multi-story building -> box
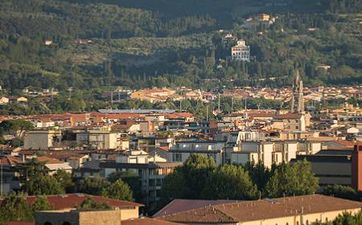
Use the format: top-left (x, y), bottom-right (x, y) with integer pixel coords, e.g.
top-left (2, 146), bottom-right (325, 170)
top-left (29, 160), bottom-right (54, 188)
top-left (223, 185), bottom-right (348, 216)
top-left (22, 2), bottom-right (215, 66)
top-left (231, 39), bottom-right (250, 62)
top-left (24, 130), bottom-right (62, 150)
top-left (168, 140), bottom-right (226, 165)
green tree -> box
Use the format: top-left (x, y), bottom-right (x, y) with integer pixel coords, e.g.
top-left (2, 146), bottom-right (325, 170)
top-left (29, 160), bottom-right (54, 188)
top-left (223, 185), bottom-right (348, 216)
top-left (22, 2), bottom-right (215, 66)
top-left (107, 171), bottom-right (141, 201)
top-left (26, 175), bottom-right (65, 195)
top-left (78, 197), bottom-right (111, 210)
top-left (161, 154), bottom-right (216, 202)
top-left (19, 159), bottom-right (64, 195)
top-left (266, 160), bottom-right (319, 198)
top-left (244, 162), bottom-right (273, 196)
top-left (333, 211), bottom-right (362, 225)
top-left (0, 119), bottom-right (34, 137)
top-left (77, 177), bottom-right (110, 195)
top-left (322, 185), bottom-right (360, 201)
top-left (101, 179), bottom-right (133, 201)
top-left (0, 192), bottom-right (33, 222)
top-left (181, 154), bottom-right (216, 198)
top-left (32, 196), bottom-right (52, 212)
top-left (54, 169), bottom-right (75, 193)
top-left (202, 164), bottom-right (258, 200)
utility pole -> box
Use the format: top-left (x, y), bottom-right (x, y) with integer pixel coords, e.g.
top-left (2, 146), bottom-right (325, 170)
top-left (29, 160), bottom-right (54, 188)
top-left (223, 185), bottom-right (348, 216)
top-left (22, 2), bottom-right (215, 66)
top-left (111, 91), bottom-right (114, 107)
top-left (218, 93), bottom-right (221, 113)
top-left (231, 96), bottom-right (234, 113)
top-left (68, 87), bottom-right (73, 100)
top-left (206, 104), bottom-right (209, 122)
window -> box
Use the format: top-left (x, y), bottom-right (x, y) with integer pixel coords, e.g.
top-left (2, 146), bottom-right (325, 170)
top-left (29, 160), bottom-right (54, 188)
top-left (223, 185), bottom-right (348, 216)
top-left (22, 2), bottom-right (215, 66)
top-left (306, 220), bottom-right (309, 225)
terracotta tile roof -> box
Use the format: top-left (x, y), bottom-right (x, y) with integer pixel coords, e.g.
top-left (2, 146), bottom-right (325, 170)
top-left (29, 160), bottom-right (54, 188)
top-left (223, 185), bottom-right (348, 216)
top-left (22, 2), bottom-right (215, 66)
top-left (123, 218), bottom-right (182, 225)
top-left (22, 194), bottom-right (143, 210)
top-left (0, 156), bottom-right (22, 166)
top-left (160, 195), bottom-right (362, 224)
top-left (5, 221), bottom-right (34, 225)
top-left (154, 199), bottom-right (239, 217)
top-left (274, 113), bottom-right (302, 120)
top-left (36, 156), bottom-right (64, 164)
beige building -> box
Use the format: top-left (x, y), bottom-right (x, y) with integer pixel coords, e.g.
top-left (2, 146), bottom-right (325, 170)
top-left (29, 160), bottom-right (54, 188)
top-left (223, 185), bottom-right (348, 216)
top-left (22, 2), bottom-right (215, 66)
top-left (24, 130), bottom-right (62, 150)
top-left (88, 128), bottom-right (128, 150)
top-left (230, 140), bottom-right (321, 168)
top-left (272, 113), bottom-right (310, 132)
top-left (0, 96), bottom-right (9, 105)
top-left (157, 195), bottom-right (362, 225)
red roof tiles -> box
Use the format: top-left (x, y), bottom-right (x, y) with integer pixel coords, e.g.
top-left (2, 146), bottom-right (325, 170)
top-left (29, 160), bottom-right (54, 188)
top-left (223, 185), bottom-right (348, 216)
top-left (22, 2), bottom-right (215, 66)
top-left (159, 195), bottom-right (362, 224)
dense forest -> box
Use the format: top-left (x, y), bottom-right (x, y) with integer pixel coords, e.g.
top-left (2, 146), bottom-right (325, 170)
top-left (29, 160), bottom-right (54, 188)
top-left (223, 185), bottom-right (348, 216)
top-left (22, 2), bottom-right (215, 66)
top-left (0, 0), bottom-right (361, 96)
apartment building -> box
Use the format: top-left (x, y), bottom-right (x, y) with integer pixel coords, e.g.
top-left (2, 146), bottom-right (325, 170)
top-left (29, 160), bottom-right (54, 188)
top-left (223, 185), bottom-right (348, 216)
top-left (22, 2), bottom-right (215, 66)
top-left (168, 140), bottom-right (226, 165)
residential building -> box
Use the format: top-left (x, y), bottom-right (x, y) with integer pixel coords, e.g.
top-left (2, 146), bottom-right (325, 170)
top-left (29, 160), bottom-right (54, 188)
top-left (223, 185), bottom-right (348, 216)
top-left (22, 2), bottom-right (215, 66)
top-left (231, 39), bottom-right (250, 62)
top-left (99, 161), bottom-right (181, 211)
top-left (169, 140), bottom-right (226, 165)
top-left (0, 156), bottom-right (22, 194)
top-left (88, 128), bottom-right (127, 150)
top-left (24, 130), bottom-right (62, 150)
top-left (0, 96), bottom-right (9, 105)
top-left (35, 156), bottom-right (73, 175)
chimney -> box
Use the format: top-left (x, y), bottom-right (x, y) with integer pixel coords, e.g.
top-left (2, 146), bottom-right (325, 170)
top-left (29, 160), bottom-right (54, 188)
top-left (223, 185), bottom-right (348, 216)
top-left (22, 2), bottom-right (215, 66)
top-left (351, 144), bottom-right (362, 191)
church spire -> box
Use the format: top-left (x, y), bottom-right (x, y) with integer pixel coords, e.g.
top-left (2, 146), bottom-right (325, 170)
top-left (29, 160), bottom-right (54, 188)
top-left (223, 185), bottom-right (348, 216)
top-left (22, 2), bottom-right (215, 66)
top-left (290, 70), bottom-right (304, 113)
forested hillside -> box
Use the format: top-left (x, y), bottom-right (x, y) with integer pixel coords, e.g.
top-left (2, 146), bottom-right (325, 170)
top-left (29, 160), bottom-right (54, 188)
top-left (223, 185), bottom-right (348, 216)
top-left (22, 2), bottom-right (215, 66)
top-left (0, 0), bottom-right (361, 95)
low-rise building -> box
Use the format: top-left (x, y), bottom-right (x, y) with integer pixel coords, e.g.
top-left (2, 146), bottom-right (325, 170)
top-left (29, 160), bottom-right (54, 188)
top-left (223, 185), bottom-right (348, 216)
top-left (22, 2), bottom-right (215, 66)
top-left (156, 195), bottom-right (361, 225)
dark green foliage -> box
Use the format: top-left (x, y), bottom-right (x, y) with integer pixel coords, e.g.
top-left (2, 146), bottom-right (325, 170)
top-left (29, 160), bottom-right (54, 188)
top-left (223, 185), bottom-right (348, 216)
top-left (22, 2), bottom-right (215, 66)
top-left (322, 185), bottom-right (360, 201)
top-left (0, 0), bottom-right (361, 104)
top-left (101, 179), bottom-right (133, 201)
top-left (161, 154), bottom-right (216, 202)
top-left (26, 175), bottom-right (65, 195)
top-left (32, 196), bottom-right (53, 212)
top-left (0, 193), bottom-right (33, 222)
top-left (107, 171), bottom-right (142, 201)
top-left (161, 155), bottom-right (320, 206)
top-left (0, 120), bottom-right (34, 136)
top-left (77, 176), bottom-right (134, 201)
top-left (244, 162), bottom-right (273, 196)
top-left (77, 177), bottom-right (111, 195)
top-left (202, 164), bottom-right (258, 200)
top-left (78, 197), bottom-right (111, 210)
top-left (265, 160), bottom-right (319, 197)
top-left (312, 211), bottom-right (362, 225)
top-left (19, 159), bottom-right (65, 195)
top-left (53, 169), bottom-right (75, 193)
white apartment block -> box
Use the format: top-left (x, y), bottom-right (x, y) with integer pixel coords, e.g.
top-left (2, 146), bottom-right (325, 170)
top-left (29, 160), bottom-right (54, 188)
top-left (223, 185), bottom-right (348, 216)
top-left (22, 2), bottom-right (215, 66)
top-left (231, 39), bottom-right (250, 62)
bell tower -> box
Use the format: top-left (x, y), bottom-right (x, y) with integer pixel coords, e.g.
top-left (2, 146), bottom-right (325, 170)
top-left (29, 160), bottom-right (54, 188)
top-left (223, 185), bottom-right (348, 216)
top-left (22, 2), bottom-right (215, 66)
top-left (290, 70), bottom-right (304, 113)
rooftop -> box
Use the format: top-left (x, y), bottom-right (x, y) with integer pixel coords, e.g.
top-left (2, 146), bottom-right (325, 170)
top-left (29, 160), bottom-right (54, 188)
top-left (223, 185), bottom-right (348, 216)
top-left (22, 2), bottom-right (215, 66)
top-left (159, 195), bottom-right (361, 224)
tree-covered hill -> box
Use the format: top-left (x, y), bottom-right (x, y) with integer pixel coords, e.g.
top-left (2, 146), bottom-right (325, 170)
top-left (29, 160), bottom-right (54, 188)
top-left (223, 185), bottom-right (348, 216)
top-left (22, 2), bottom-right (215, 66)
top-left (0, 0), bottom-right (361, 95)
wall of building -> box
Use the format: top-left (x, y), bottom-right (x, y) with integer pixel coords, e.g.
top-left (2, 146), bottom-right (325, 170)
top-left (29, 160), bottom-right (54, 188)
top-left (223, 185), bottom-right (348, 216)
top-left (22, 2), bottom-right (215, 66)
top-left (239, 208), bottom-right (361, 225)
top-left (24, 132), bottom-right (53, 150)
top-left (79, 210), bottom-right (123, 225)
